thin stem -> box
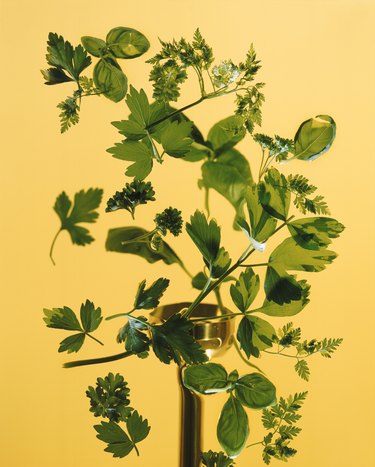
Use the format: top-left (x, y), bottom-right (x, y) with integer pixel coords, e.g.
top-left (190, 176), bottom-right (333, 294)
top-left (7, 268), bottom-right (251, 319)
top-left (247, 440), bottom-right (265, 449)
top-left (106, 308), bottom-right (136, 321)
top-left (86, 333), bottom-right (104, 346)
top-left (258, 149), bottom-right (266, 182)
top-left (49, 228), bottom-right (62, 266)
top-left (134, 444), bottom-right (140, 456)
top-left (63, 351), bottom-right (134, 368)
top-left (239, 262), bottom-right (269, 268)
top-left (121, 230), bottom-right (156, 245)
top-left (204, 187), bottom-right (210, 217)
top-left (214, 287), bottom-right (225, 313)
top-left (146, 131), bottom-right (162, 163)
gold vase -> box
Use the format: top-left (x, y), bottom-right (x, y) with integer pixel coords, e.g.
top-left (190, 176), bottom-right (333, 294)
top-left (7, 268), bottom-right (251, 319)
top-left (150, 303), bottom-right (235, 467)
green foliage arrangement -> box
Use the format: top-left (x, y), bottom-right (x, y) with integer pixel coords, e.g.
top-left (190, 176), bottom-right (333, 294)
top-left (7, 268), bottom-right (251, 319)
top-left (42, 26), bottom-right (344, 464)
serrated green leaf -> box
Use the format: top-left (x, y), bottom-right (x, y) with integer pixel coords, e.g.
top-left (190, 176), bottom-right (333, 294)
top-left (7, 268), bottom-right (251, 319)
top-left (125, 86), bottom-right (151, 126)
top-left (294, 115), bottom-right (336, 161)
top-left (80, 299), bottom-right (102, 332)
top-left (236, 315), bottom-right (276, 358)
top-left (43, 306), bottom-right (82, 331)
top-left (217, 395), bottom-right (249, 457)
top-left (126, 410), bottom-right (150, 444)
top-left (117, 316), bottom-right (150, 355)
top-left (183, 363), bottom-right (229, 394)
top-left (41, 67), bottom-right (74, 85)
top-left (160, 120), bottom-right (193, 157)
top-left (253, 280), bottom-right (310, 316)
top-left (95, 421), bottom-right (134, 458)
top-left (211, 247), bottom-right (231, 279)
top-left (295, 360), bottom-right (310, 381)
top-left (270, 237), bottom-right (337, 272)
top-left (287, 217), bottom-right (345, 250)
top-left (107, 140), bottom-right (153, 180)
top-left (259, 168), bottom-right (290, 221)
top-left (230, 267), bottom-right (260, 312)
top-left (234, 373), bottom-right (276, 409)
top-left (264, 263), bottom-right (303, 304)
top-left (58, 332), bottom-right (86, 353)
top-left (53, 188), bottom-right (103, 246)
top-left (134, 278), bottom-right (170, 309)
top-left (151, 314), bottom-right (208, 365)
top-left (186, 211), bottom-right (221, 267)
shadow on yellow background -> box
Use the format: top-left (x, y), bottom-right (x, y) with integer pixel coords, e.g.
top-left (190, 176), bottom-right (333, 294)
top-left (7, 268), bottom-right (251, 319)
top-left (1, 0), bottom-right (374, 466)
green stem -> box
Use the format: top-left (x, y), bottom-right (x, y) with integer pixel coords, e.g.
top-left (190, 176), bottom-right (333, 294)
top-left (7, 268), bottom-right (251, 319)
top-left (49, 228), bottom-right (62, 266)
top-left (239, 262), bottom-right (269, 268)
top-left (214, 287), bottom-right (225, 313)
top-left (247, 440), bottom-right (265, 449)
top-left (204, 187), bottom-right (210, 217)
top-left (106, 308), bottom-right (136, 321)
top-left (63, 351), bottom-right (134, 368)
top-left (86, 333), bottom-right (104, 346)
top-left (121, 230), bottom-right (156, 246)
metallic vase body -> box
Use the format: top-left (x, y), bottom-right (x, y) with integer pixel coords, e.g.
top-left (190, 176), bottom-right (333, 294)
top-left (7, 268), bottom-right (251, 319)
top-left (151, 303), bottom-right (235, 467)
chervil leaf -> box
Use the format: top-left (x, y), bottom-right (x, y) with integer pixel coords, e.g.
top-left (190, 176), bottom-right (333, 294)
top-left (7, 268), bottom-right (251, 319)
top-left (287, 217), bottom-right (345, 250)
top-left (160, 120), bottom-right (193, 157)
top-left (202, 450), bottom-right (235, 467)
top-left (259, 168), bottom-right (290, 221)
top-left (86, 373), bottom-right (131, 422)
top-left (270, 237), bottom-right (337, 272)
top-left (95, 421), bottom-right (134, 458)
top-left (151, 313), bottom-right (208, 365)
top-left (117, 316), bottom-right (150, 356)
top-left (236, 315), bottom-right (276, 358)
top-left (45, 32), bottom-right (91, 81)
top-left (134, 278), bottom-right (170, 310)
top-left (186, 210), bottom-right (221, 268)
top-left (52, 189), bottom-right (103, 260)
top-left (295, 360), bottom-right (310, 381)
top-left (80, 300), bottom-right (103, 332)
top-left (126, 410), bottom-right (151, 444)
top-left (107, 140), bottom-right (153, 180)
top-left (230, 267), bottom-right (260, 312)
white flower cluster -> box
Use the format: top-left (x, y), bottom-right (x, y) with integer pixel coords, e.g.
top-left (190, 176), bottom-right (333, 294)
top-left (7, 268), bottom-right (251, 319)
top-left (212, 60), bottom-right (240, 88)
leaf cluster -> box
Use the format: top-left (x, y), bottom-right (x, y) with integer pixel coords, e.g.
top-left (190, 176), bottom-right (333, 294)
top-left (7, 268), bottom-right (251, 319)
top-left (43, 300), bottom-right (102, 353)
top-left (202, 450), bottom-right (235, 467)
top-left (261, 392), bottom-right (307, 464)
top-left (288, 174), bottom-right (330, 215)
top-left (106, 179), bottom-right (155, 218)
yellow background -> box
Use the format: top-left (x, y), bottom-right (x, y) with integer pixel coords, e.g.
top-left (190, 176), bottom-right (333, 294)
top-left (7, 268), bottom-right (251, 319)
top-left (1, 0), bottom-right (374, 466)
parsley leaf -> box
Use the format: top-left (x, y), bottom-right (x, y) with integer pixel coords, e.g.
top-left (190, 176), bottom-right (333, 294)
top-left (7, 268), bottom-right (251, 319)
top-left (230, 267), bottom-right (260, 312)
top-left (126, 410), bottom-right (151, 444)
top-left (160, 120), bottom-right (193, 157)
top-left (51, 188), bottom-right (103, 264)
top-left (117, 316), bottom-right (150, 356)
top-left (236, 315), bottom-right (276, 358)
top-left (186, 210), bottom-right (221, 267)
top-left (287, 217), bottom-right (344, 250)
top-left (107, 140), bottom-right (153, 180)
top-left (86, 373), bottom-right (131, 422)
top-left (202, 450), bottom-right (235, 467)
top-left (134, 278), bottom-right (170, 310)
top-left (95, 421), bottom-right (134, 458)
top-left (151, 313), bottom-right (208, 365)
top-left (43, 300), bottom-right (103, 353)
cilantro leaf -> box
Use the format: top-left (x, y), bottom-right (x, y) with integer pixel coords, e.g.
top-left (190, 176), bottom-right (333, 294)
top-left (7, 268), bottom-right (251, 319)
top-left (44, 32), bottom-right (91, 82)
top-left (230, 267), bottom-right (260, 312)
top-left (51, 188), bottom-right (103, 264)
top-left (126, 410), bottom-right (150, 444)
top-left (86, 373), bottom-right (131, 422)
top-left (107, 140), bottom-right (153, 180)
top-left (43, 300), bottom-right (103, 353)
top-left (160, 120), bottom-right (193, 157)
top-left (151, 313), bottom-right (208, 365)
top-left (95, 421), bottom-right (134, 458)
top-left (134, 278), bottom-right (170, 309)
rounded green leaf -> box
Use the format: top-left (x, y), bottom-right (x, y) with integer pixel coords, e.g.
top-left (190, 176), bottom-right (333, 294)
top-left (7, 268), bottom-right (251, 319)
top-left (183, 363), bottom-right (229, 394)
top-left (106, 27), bottom-right (150, 59)
top-left (217, 395), bottom-right (249, 457)
top-left (81, 36), bottom-right (107, 57)
top-left (234, 373), bottom-right (276, 409)
top-left (294, 115), bottom-right (336, 161)
top-left (93, 58), bottom-right (127, 102)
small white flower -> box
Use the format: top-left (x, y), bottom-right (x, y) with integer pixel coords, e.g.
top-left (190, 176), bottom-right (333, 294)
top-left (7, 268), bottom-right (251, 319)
top-left (212, 60), bottom-right (240, 88)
